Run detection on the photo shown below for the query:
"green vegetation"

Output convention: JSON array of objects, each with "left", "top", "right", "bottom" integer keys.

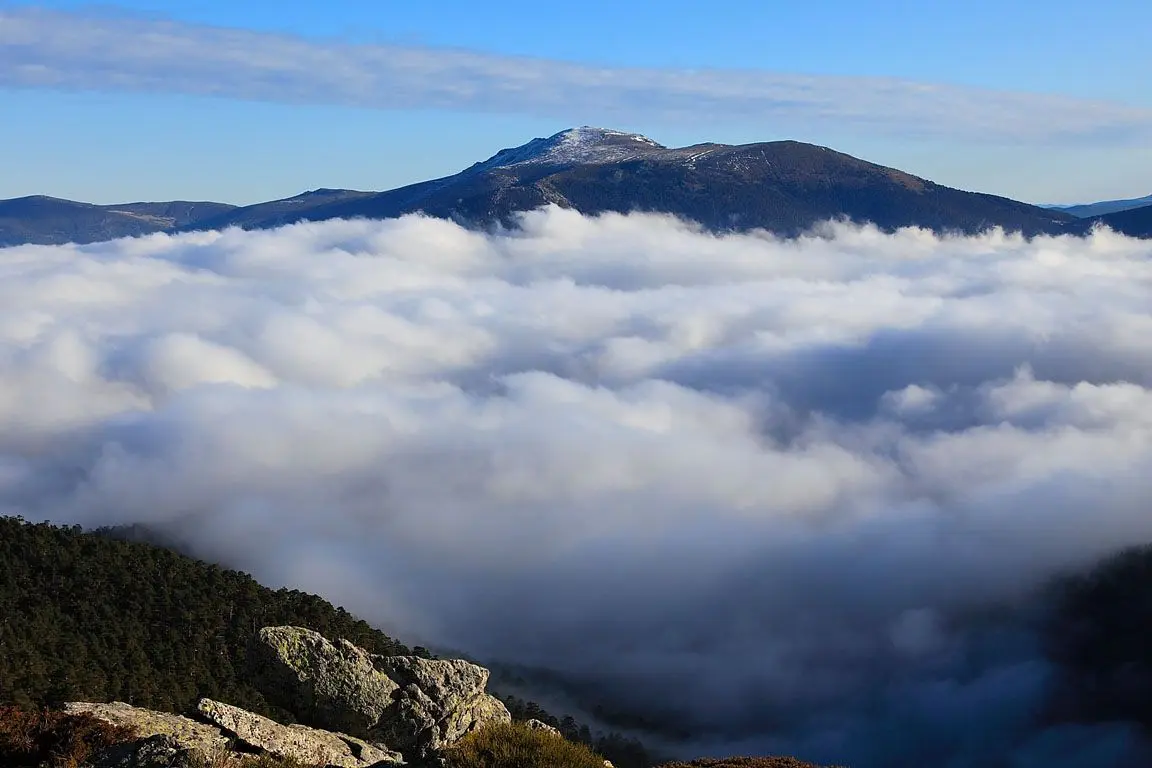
[
  {"left": 497, "top": 695, "right": 653, "bottom": 767},
  {"left": 0, "top": 516, "right": 654, "bottom": 767},
  {"left": 0, "top": 705, "right": 137, "bottom": 768},
  {"left": 0, "top": 515, "right": 410, "bottom": 720},
  {"left": 0, "top": 704, "right": 318, "bottom": 768},
  {"left": 443, "top": 720, "right": 609, "bottom": 768}
]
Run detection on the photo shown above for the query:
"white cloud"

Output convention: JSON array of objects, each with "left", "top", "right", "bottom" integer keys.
[
  {"left": 3, "top": 210, "right": 1152, "bottom": 765},
  {"left": 2, "top": 8, "right": 1152, "bottom": 145}
]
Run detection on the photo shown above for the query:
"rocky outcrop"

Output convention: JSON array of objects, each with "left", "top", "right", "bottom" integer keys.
[
  {"left": 250, "top": 625, "right": 400, "bottom": 736},
  {"left": 524, "top": 718, "right": 562, "bottom": 737},
  {"left": 66, "top": 699, "right": 402, "bottom": 768},
  {"left": 253, "top": 626, "right": 511, "bottom": 760},
  {"left": 64, "top": 702, "right": 229, "bottom": 767},
  {"left": 371, "top": 656, "right": 511, "bottom": 759},
  {"left": 196, "top": 698, "right": 403, "bottom": 767},
  {"left": 68, "top": 625, "right": 513, "bottom": 766},
  {"left": 83, "top": 735, "right": 208, "bottom": 768}
]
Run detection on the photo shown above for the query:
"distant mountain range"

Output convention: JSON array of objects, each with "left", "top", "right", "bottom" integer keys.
[
  {"left": 1044, "top": 194, "right": 1152, "bottom": 218},
  {"left": 2, "top": 127, "right": 1148, "bottom": 247},
  {"left": 1066, "top": 200, "right": 1152, "bottom": 237},
  {"left": 0, "top": 196, "right": 235, "bottom": 247}
]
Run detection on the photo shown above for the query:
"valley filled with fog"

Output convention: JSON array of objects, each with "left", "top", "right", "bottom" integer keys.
[{"left": 3, "top": 209, "right": 1152, "bottom": 766}]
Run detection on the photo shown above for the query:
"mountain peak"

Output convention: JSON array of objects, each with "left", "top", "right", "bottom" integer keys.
[
  {"left": 552, "top": 126, "right": 663, "bottom": 148},
  {"left": 474, "top": 126, "right": 666, "bottom": 171}
]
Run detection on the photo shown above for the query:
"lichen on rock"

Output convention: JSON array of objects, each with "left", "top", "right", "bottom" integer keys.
[{"left": 250, "top": 625, "right": 400, "bottom": 737}]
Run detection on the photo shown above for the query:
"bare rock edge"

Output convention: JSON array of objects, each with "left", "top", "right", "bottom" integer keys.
[{"left": 67, "top": 625, "right": 512, "bottom": 767}]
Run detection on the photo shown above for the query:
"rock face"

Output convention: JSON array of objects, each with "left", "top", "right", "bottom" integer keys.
[
  {"left": 64, "top": 702, "right": 229, "bottom": 767},
  {"left": 524, "top": 718, "right": 562, "bottom": 737},
  {"left": 372, "top": 656, "right": 511, "bottom": 758},
  {"left": 250, "top": 625, "right": 401, "bottom": 737},
  {"left": 69, "top": 698, "right": 403, "bottom": 768},
  {"left": 68, "top": 626, "right": 511, "bottom": 766},
  {"left": 196, "top": 698, "right": 403, "bottom": 767},
  {"left": 83, "top": 735, "right": 207, "bottom": 768},
  {"left": 253, "top": 626, "right": 511, "bottom": 761}
]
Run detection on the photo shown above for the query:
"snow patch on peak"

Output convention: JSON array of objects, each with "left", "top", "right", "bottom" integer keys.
[
  {"left": 474, "top": 126, "right": 666, "bottom": 171},
  {"left": 555, "top": 126, "right": 663, "bottom": 149}
]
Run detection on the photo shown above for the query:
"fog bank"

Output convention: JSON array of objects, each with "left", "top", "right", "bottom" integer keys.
[{"left": 3, "top": 210, "right": 1152, "bottom": 766}]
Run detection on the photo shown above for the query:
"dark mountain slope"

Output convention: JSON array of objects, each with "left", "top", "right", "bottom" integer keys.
[
  {"left": 256, "top": 128, "right": 1076, "bottom": 236},
  {"left": 6, "top": 129, "right": 1130, "bottom": 246},
  {"left": 188, "top": 188, "right": 375, "bottom": 231},
  {"left": 0, "top": 196, "right": 235, "bottom": 247},
  {"left": 1093, "top": 202, "right": 1152, "bottom": 237},
  {"left": 107, "top": 200, "right": 237, "bottom": 227},
  {"left": 1045, "top": 543, "right": 1152, "bottom": 731},
  {"left": 0, "top": 515, "right": 411, "bottom": 718},
  {"left": 0, "top": 128, "right": 1088, "bottom": 245},
  {"left": 1049, "top": 194, "right": 1152, "bottom": 218}
]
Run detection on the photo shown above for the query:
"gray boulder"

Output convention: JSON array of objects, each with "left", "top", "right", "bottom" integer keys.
[
  {"left": 252, "top": 626, "right": 511, "bottom": 760},
  {"left": 372, "top": 656, "right": 511, "bottom": 758},
  {"left": 65, "top": 702, "right": 229, "bottom": 767},
  {"left": 196, "top": 698, "right": 403, "bottom": 767},
  {"left": 66, "top": 699, "right": 404, "bottom": 768},
  {"left": 83, "top": 735, "right": 206, "bottom": 768},
  {"left": 250, "top": 625, "right": 400, "bottom": 736},
  {"left": 524, "top": 718, "right": 562, "bottom": 738}
]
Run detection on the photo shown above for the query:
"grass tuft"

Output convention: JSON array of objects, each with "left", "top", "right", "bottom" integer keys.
[{"left": 444, "top": 720, "right": 610, "bottom": 768}]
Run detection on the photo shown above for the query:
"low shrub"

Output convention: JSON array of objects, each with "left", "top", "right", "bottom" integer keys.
[
  {"left": 0, "top": 705, "right": 137, "bottom": 768},
  {"left": 189, "top": 754, "right": 316, "bottom": 768},
  {"left": 444, "top": 720, "right": 610, "bottom": 768}
]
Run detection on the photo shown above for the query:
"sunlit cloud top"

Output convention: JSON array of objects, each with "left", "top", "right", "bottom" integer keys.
[{"left": 2, "top": 211, "right": 1152, "bottom": 765}]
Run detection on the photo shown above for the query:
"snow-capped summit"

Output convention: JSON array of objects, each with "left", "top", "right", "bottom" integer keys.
[
  {"left": 116, "top": 128, "right": 1080, "bottom": 242},
  {"left": 474, "top": 127, "right": 667, "bottom": 171}
]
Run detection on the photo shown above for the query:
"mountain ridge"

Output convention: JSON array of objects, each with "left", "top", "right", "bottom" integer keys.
[
  {"left": 206, "top": 130, "right": 1074, "bottom": 237},
  {"left": 1063, "top": 200, "right": 1152, "bottom": 237},
  {"left": 1, "top": 127, "right": 1090, "bottom": 246},
  {"left": 0, "top": 195, "right": 236, "bottom": 247},
  {"left": 1045, "top": 193, "right": 1152, "bottom": 218}
]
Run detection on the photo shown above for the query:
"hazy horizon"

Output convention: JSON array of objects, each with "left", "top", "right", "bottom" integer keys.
[
  {"left": 2, "top": 2, "right": 1150, "bottom": 205},
  {"left": 1, "top": 122, "right": 1148, "bottom": 210}
]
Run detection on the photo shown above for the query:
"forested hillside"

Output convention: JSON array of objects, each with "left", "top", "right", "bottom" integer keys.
[
  {"left": 0, "top": 516, "right": 413, "bottom": 719},
  {"left": 0, "top": 516, "right": 654, "bottom": 767}
]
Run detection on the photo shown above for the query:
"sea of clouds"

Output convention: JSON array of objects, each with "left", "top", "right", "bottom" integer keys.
[{"left": 3, "top": 208, "right": 1152, "bottom": 766}]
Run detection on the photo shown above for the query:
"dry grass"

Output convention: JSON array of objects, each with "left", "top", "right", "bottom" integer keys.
[
  {"left": 444, "top": 720, "right": 609, "bottom": 768},
  {"left": 0, "top": 705, "right": 322, "bottom": 768},
  {"left": 186, "top": 751, "right": 317, "bottom": 768},
  {"left": 0, "top": 705, "right": 137, "bottom": 768}
]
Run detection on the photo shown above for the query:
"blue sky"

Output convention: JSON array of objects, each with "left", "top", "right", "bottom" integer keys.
[{"left": 1, "top": 0, "right": 1150, "bottom": 205}]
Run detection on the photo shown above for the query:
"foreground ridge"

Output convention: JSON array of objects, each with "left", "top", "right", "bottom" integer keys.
[{"left": 62, "top": 624, "right": 508, "bottom": 766}]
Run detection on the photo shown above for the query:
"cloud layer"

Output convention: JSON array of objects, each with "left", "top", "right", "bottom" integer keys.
[
  {"left": 3, "top": 210, "right": 1152, "bottom": 766},
  {"left": 3, "top": 7, "right": 1152, "bottom": 145}
]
